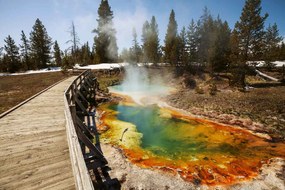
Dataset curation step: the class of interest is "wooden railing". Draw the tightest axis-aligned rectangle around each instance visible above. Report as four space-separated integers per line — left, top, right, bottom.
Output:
64 70 108 190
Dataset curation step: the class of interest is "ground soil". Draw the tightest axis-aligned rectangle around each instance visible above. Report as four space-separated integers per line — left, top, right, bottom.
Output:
166 76 285 141
0 72 68 114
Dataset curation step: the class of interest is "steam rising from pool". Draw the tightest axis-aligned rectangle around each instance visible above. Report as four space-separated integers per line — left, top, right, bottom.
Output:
109 65 172 105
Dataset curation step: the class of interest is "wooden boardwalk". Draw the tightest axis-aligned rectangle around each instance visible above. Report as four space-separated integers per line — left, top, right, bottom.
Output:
0 77 77 190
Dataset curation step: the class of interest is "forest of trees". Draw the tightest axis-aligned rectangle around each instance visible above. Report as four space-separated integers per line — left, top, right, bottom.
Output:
122 1 285 70
0 0 285 76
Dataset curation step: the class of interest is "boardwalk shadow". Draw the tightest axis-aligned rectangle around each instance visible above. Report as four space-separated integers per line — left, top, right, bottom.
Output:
87 109 121 190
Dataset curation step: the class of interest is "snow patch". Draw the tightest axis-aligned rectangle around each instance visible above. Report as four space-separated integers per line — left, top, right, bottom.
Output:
0 67 61 76
74 63 129 70
74 62 171 70
272 61 285 67
247 61 285 67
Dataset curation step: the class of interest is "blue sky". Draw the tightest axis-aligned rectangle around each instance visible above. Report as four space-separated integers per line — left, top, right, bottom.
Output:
0 0 284 53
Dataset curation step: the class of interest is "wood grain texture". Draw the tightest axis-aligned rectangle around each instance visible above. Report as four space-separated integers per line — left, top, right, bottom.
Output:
0 77 77 190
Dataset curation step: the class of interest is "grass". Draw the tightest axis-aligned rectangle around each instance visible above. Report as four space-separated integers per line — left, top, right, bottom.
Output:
0 72 68 114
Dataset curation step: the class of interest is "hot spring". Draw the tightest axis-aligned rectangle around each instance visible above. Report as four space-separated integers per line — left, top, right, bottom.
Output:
97 66 285 185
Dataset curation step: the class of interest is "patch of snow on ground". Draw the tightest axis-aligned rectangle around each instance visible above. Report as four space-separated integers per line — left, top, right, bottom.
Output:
0 67 61 76
272 61 285 67
74 63 129 70
247 61 285 67
74 62 171 69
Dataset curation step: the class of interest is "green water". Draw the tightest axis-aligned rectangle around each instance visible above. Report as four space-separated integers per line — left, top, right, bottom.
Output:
108 104 250 160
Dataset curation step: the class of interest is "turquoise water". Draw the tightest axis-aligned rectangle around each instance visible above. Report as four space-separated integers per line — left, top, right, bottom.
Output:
108 104 248 159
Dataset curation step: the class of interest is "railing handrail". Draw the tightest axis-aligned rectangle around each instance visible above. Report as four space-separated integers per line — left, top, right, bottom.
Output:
64 69 94 190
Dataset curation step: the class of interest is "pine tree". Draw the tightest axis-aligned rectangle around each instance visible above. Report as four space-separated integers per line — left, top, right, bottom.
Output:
164 9 178 65
187 19 199 63
211 20 231 72
141 17 160 64
187 19 199 62
120 48 131 63
229 29 247 87
232 0 268 87
142 20 151 62
4 35 20 73
53 40 62 67
178 27 188 66
229 29 240 65
93 0 118 63
82 42 91 65
0 47 3 72
149 16 160 64
19 30 30 70
264 23 283 63
235 0 268 61
279 42 285 60
197 7 215 64
30 18 53 69
130 28 142 63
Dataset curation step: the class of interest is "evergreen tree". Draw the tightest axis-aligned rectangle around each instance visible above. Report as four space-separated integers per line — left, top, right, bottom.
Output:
82 42 92 65
149 16 160 64
19 30 30 70
164 9 179 65
279 42 285 60
1 55 9 72
178 27 188 66
0 47 3 72
264 23 283 63
142 20 151 62
232 0 268 87
4 35 20 73
61 51 73 71
130 28 142 63
187 19 199 63
197 7 215 64
235 0 268 61
141 17 160 64
30 18 53 69
93 0 118 63
53 40 62 67
120 48 131 63
228 29 247 87
211 20 231 72
229 29 240 65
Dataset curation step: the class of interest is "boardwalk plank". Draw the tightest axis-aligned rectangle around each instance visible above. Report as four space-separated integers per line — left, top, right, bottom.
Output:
0 77 77 190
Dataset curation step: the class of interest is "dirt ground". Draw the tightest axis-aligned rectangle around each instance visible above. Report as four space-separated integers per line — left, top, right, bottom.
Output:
0 72 68 114
166 76 285 141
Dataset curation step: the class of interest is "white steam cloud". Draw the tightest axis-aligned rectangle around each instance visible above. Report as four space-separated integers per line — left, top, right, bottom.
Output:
113 0 149 52
111 65 171 105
